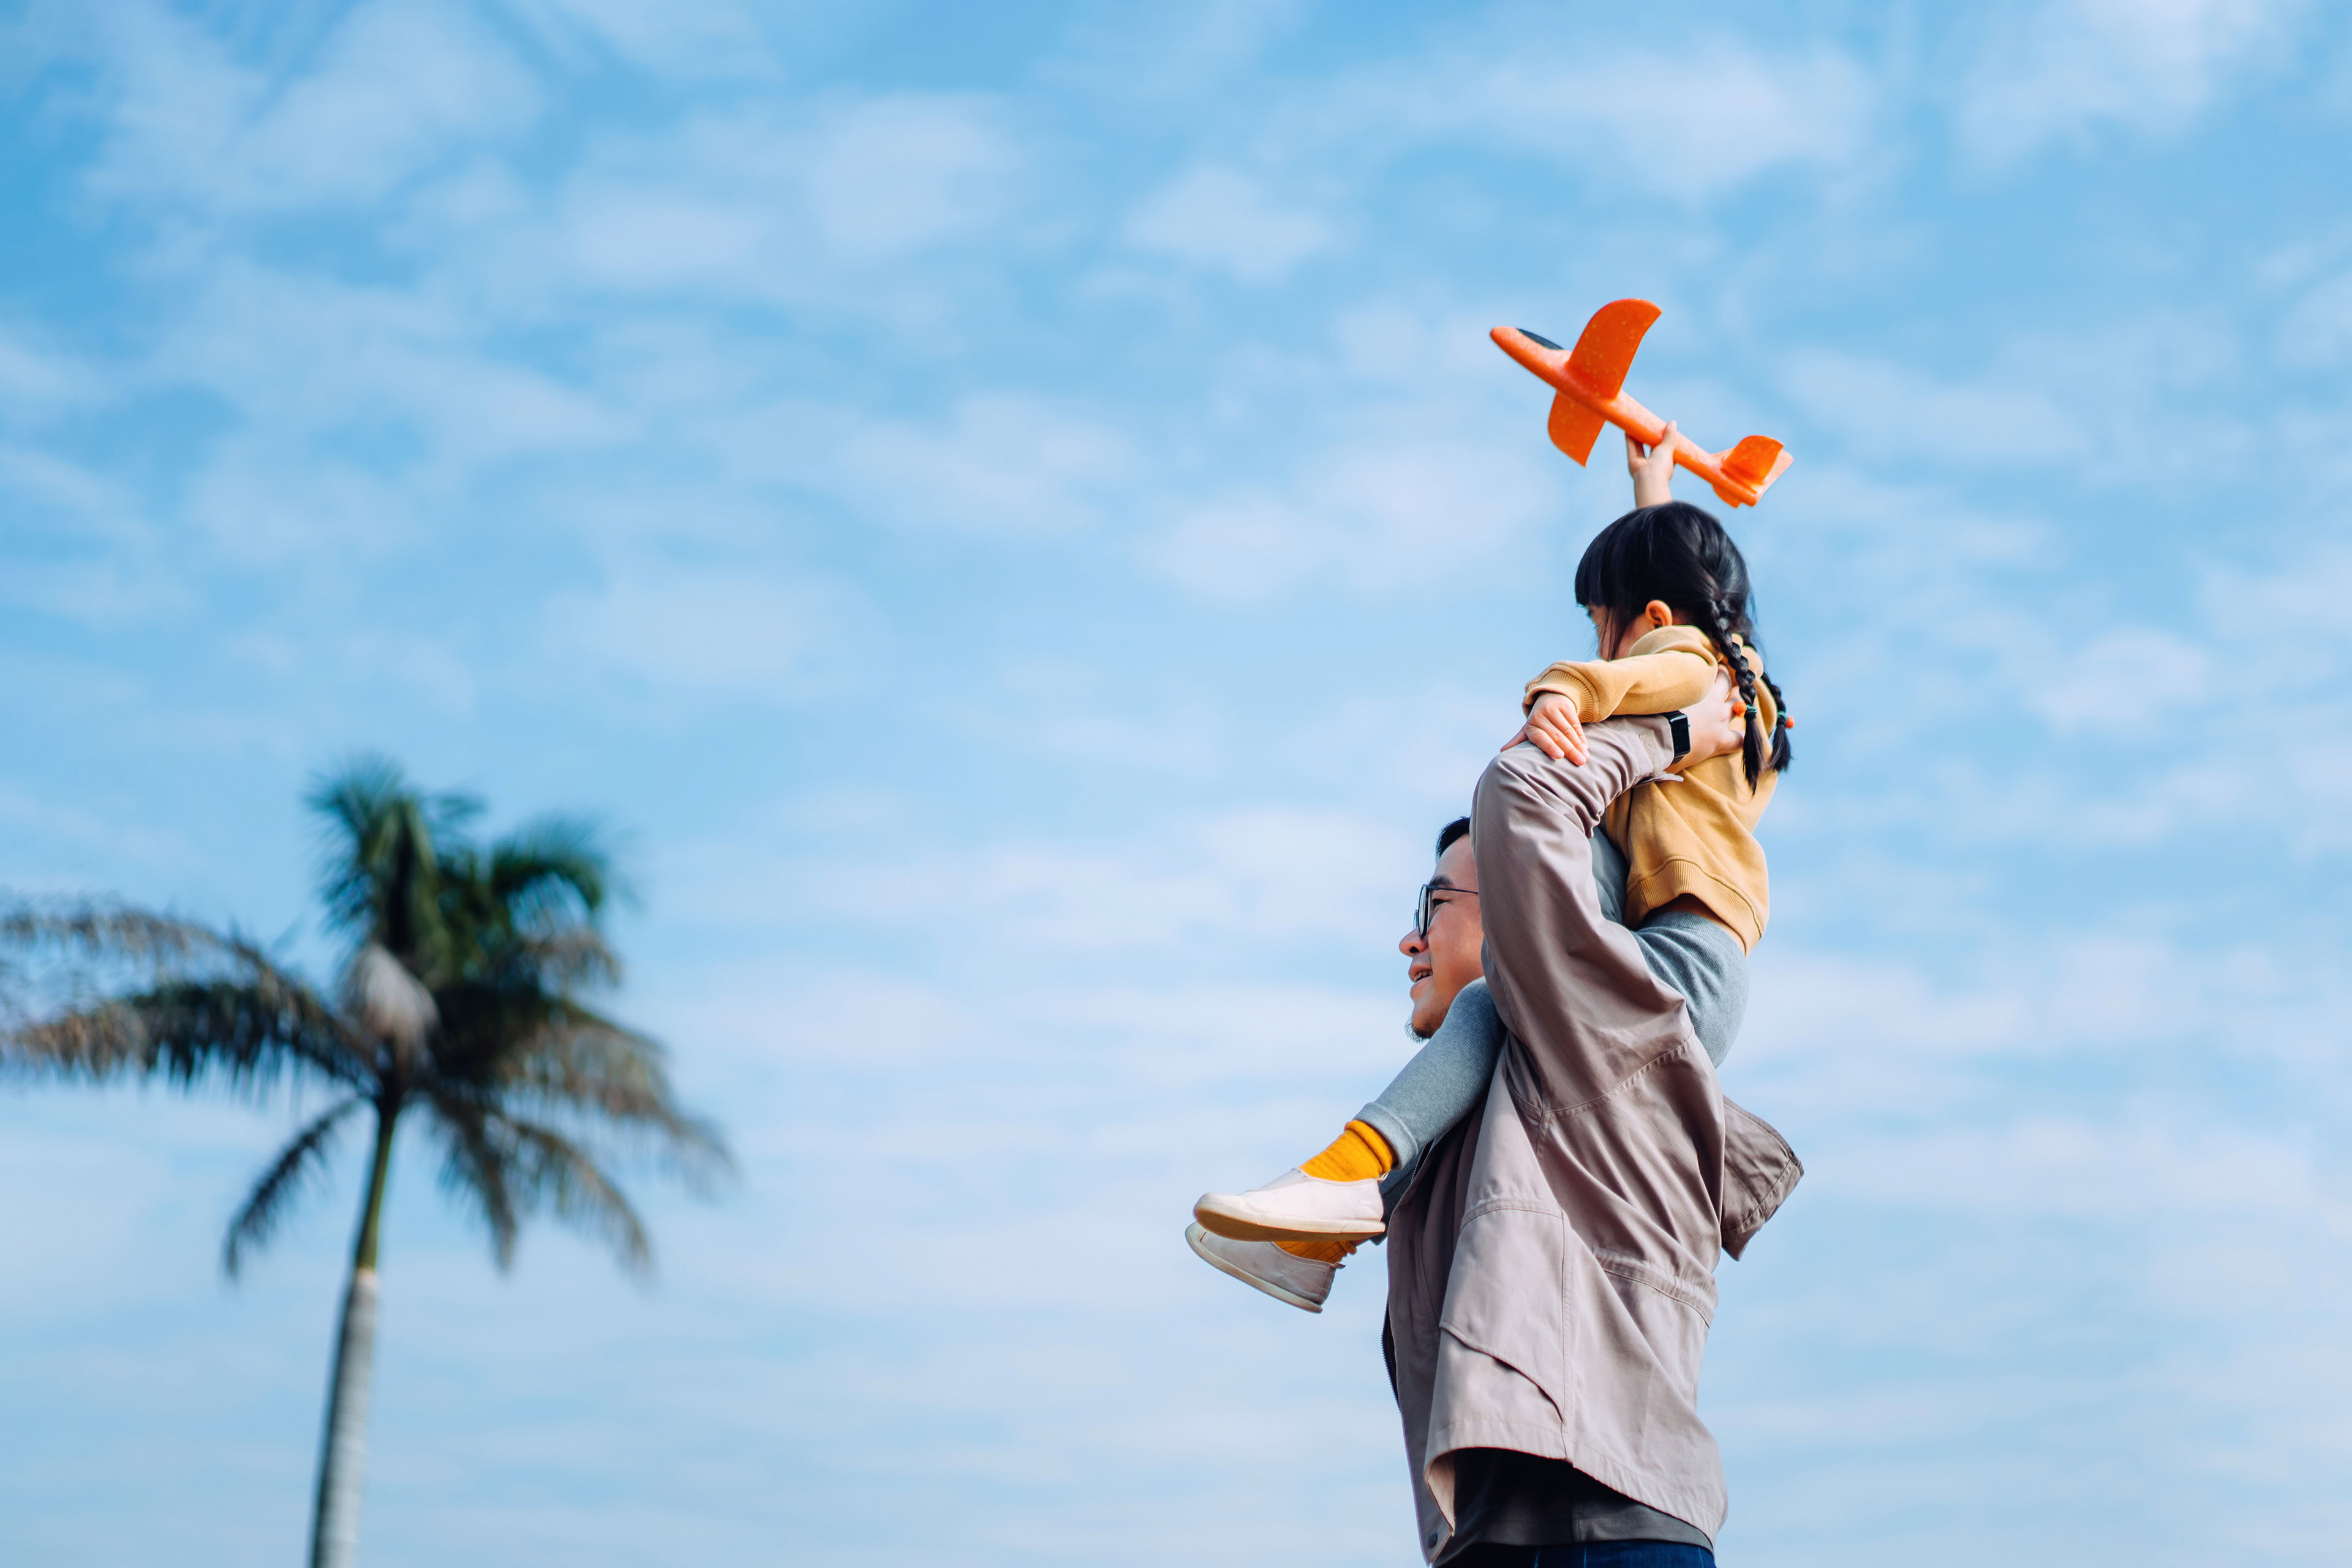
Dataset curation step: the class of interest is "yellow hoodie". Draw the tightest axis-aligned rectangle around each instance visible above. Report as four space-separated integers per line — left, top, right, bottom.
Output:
1521 624 1780 951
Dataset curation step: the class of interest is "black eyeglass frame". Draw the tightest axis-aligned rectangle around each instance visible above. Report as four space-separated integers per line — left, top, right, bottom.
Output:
1415 881 1479 939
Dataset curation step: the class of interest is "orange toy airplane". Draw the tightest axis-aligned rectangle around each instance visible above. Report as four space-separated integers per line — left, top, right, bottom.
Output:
1491 300 1792 508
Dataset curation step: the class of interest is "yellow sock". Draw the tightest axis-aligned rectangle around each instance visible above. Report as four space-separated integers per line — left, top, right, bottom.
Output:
1300 1120 1395 1184
1278 1238 1360 1264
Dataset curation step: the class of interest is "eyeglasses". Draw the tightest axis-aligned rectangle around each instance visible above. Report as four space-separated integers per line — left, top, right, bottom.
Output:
1415 882 1479 939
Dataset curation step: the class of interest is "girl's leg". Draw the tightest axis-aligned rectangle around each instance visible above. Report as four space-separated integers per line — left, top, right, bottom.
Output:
1355 978 1501 1193
1628 910 1746 1069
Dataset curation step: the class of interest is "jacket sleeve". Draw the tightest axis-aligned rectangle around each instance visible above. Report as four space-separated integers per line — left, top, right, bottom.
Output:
1521 627 1718 721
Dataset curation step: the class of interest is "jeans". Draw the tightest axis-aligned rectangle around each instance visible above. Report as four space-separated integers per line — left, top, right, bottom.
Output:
1446 1545 1714 1567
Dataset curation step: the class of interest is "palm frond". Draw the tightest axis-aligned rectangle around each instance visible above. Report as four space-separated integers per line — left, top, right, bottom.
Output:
1 899 238 974
0 903 366 1093
2 903 332 1011
430 1093 521 1269
504 928 622 993
306 754 477 974
500 1115 654 1276
223 1096 368 1278
488 814 629 925
483 1003 732 1190
6 979 367 1091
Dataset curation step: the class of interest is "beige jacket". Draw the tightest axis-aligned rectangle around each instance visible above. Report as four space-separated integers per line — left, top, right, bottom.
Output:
1382 718 1802 1560
1522 626 1781 951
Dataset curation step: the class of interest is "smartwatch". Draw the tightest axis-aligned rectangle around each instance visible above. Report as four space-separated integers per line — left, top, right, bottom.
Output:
1662 710 1691 761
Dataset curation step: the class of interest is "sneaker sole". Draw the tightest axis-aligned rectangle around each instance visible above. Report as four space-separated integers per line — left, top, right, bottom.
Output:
1192 1194 1385 1244
1185 1223 1323 1313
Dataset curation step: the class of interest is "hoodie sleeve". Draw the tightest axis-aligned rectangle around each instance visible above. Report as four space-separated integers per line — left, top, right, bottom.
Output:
1521 625 1719 722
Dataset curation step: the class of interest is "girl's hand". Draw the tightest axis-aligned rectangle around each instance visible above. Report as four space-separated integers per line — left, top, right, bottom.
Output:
1502 691 1588 764
1627 420 1678 508
1667 666 1746 774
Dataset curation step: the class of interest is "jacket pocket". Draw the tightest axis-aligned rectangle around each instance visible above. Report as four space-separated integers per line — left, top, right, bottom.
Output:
1437 1200 1569 1423
1592 1247 1717 1326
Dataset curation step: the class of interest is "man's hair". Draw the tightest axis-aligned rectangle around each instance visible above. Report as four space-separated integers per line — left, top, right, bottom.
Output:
1435 815 1470 859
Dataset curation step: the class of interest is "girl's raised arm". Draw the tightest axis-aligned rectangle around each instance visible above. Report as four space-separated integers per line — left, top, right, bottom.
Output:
1627 419 1678 508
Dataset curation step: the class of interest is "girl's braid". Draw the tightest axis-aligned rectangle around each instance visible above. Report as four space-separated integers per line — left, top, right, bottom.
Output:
1701 594 1767 788
1761 673 1793 775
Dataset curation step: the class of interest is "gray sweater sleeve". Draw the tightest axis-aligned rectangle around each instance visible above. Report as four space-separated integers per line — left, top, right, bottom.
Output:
1357 828 1746 1187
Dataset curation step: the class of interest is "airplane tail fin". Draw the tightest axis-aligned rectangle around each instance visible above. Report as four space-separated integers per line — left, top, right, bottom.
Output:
1564 298 1661 401
1709 435 1792 507
1548 393 1607 466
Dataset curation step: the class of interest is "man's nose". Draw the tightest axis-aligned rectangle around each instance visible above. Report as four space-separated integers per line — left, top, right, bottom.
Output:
1399 926 1427 958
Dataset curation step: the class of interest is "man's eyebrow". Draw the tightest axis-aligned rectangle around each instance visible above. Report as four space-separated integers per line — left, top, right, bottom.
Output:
1428 876 1461 890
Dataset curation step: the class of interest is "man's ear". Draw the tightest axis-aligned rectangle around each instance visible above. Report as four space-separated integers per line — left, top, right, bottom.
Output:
1642 598 1673 631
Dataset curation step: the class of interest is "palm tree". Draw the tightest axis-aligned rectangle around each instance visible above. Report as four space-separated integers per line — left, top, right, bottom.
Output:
0 756 731 1568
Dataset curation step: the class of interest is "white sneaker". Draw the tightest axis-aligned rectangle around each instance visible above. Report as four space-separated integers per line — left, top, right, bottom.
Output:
1185 1223 1338 1314
1193 1167 1386 1243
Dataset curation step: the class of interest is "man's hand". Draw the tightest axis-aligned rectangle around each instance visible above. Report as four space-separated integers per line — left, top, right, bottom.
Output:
1627 421 1677 508
1502 691 1588 764
1667 665 1746 774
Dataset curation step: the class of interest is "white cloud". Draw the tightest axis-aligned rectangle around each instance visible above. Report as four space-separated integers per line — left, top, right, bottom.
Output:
541 557 868 699
1780 349 2086 467
181 445 436 570
727 803 1422 959
2027 627 2212 736
1049 1 1314 101
0 778 205 887
541 93 1021 303
507 0 780 81
1123 166 1334 282
86 0 543 213
559 183 774 291
1317 41 1879 202
1825 1115 2331 1222
804 94 1019 258
152 262 620 473
2277 268 2352 366
0 445 185 625
1955 0 2305 164
1779 311 2252 487
0 324 101 418
771 394 1134 536
1147 429 1559 600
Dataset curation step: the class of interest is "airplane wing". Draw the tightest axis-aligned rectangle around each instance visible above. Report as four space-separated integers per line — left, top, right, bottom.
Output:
1548 393 1607 466
1564 298 1660 400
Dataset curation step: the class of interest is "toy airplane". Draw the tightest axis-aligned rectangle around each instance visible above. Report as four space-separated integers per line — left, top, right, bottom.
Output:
1491 300 1792 508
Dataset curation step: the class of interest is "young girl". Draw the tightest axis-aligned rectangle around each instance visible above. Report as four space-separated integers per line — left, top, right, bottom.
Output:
1189 428 1793 1310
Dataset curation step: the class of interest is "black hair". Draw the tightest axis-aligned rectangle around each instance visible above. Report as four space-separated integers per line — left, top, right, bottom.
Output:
1572 500 1792 788
1435 816 1470 860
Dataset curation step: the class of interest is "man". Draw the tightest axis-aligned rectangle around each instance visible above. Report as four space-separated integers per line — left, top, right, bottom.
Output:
1384 715 1801 1565
1191 699 1796 1564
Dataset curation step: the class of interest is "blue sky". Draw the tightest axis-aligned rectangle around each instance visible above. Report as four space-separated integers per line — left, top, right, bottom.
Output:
4 1 2351 1564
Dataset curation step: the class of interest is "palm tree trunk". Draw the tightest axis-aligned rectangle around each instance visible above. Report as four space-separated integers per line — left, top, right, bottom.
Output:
309 1102 398 1568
